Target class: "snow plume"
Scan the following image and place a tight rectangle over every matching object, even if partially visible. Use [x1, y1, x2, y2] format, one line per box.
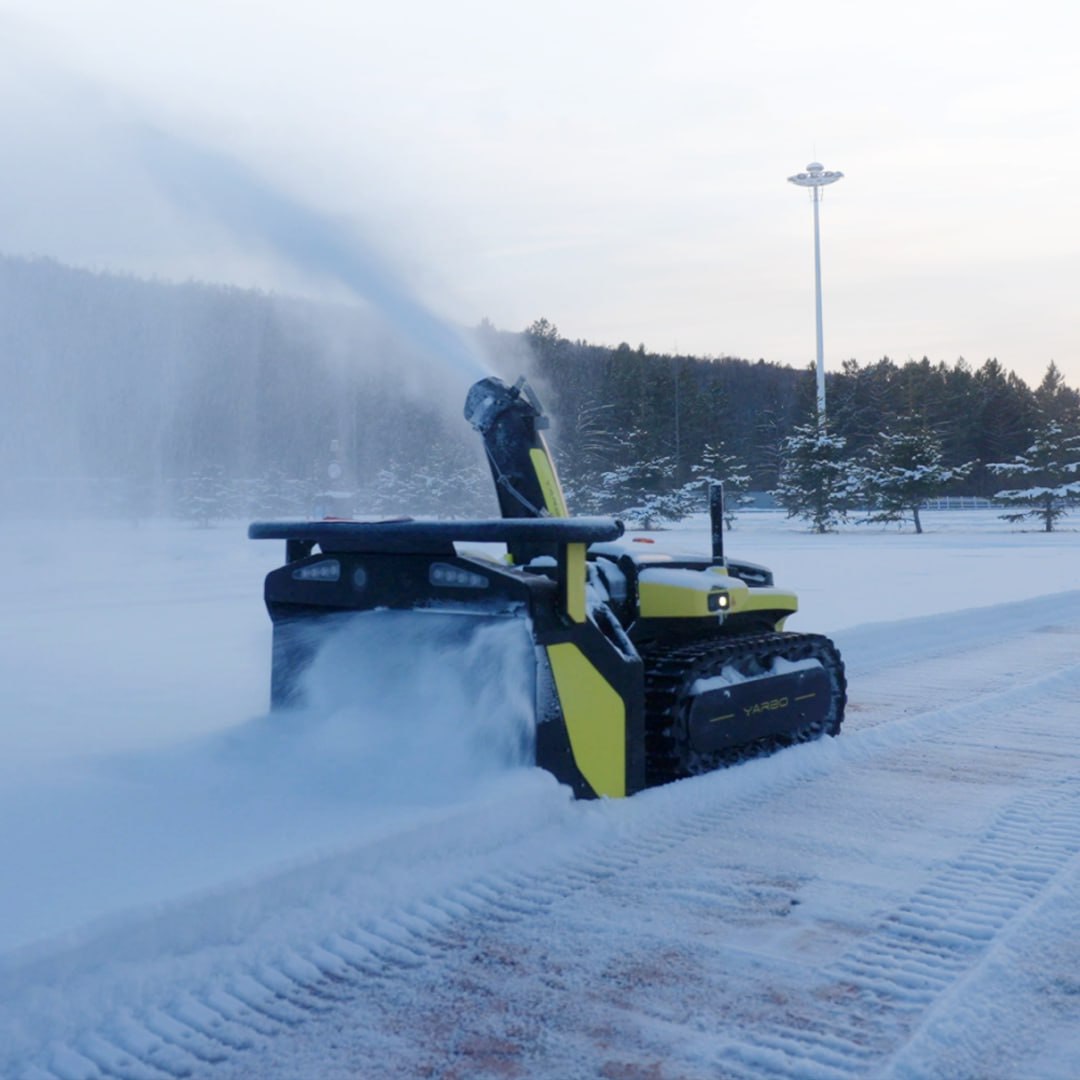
[134, 125, 493, 391]
[243, 610, 537, 803]
[0, 609, 536, 953]
[0, 51, 507, 514]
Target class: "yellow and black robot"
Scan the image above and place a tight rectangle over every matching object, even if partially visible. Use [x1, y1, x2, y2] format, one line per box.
[251, 376, 845, 798]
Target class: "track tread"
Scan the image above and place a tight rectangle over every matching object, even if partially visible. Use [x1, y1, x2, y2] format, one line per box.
[641, 631, 847, 784]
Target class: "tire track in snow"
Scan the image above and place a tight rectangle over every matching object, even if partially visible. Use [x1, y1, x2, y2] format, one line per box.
[839, 599, 1080, 733]
[12, 617, 1080, 1079]
[715, 782, 1080, 1079]
[699, 656, 1080, 1080]
[216, 661, 1080, 1079]
[15, 828, 651, 1079]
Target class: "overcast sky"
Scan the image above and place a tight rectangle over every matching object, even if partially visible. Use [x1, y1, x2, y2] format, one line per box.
[1, 0, 1077, 388]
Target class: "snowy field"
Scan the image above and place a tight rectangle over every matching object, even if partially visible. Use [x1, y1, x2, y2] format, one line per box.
[1, 510, 1078, 1079]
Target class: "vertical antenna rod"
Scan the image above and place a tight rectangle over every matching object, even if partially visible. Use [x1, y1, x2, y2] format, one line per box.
[709, 481, 725, 565]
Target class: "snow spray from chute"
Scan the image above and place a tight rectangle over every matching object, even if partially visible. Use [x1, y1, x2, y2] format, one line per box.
[253, 610, 537, 804]
[0, 610, 538, 952]
[135, 125, 492, 386]
[16, 611, 535, 846]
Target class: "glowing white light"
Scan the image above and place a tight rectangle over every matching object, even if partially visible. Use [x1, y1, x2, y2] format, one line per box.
[292, 559, 341, 582]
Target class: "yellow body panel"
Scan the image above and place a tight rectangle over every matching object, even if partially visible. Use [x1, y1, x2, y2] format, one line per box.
[638, 566, 797, 624]
[546, 642, 626, 798]
[529, 447, 569, 517]
[564, 543, 587, 623]
[639, 581, 723, 617]
[738, 588, 798, 617]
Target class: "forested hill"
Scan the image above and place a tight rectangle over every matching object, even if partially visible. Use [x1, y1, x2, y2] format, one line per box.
[508, 318, 1079, 500]
[0, 254, 485, 516]
[1, 254, 1075, 517]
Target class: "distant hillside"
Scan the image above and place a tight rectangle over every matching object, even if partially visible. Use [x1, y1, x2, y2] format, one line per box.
[0, 255, 487, 516]
[507, 319, 1077, 502]
[1, 254, 1074, 517]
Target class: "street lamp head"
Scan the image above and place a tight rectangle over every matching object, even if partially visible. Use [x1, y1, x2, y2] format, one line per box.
[788, 161, 844, 188]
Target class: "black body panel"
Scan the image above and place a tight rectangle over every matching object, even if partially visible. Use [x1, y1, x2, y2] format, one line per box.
[687, 664, 833, 751]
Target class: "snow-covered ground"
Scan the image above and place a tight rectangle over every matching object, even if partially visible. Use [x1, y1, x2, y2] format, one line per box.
[1, 511, 1078, 1079]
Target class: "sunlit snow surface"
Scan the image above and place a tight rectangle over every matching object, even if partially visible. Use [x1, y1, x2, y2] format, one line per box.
[1, 511, 1078, 1079]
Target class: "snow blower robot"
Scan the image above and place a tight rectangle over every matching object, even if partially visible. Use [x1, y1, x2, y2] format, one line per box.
[250, 376, 845, 798]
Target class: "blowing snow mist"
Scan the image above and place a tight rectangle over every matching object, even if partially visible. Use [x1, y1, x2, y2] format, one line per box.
[136, 125, 491, 387]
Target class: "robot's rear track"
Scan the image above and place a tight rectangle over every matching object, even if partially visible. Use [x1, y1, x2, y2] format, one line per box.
[641, 631, 847, 787]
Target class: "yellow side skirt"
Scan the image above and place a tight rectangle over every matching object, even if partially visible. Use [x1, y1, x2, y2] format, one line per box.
[545, 642, 626, 798]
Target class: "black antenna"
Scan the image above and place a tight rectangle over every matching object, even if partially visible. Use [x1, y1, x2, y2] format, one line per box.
[709, 482, 725, 565]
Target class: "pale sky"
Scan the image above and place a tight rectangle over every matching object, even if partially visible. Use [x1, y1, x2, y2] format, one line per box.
[1, 0, 1077, 388]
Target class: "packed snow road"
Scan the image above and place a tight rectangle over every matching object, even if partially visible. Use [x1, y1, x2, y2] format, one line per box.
[4, 582, 1079, 1080]
[2, 516, 1078, 1078]
[204, 603, 1080, 1080]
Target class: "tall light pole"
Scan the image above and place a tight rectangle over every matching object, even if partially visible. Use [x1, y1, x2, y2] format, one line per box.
[788, 161, 843, 422]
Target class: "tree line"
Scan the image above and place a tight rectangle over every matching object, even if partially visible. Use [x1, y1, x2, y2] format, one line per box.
[496, 318, 1079, 531]
[510, 318, 1078, 501]
[0, 255, 1076, 527]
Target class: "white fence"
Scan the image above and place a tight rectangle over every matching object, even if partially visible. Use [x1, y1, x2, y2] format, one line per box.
[921, 496, 994, 511]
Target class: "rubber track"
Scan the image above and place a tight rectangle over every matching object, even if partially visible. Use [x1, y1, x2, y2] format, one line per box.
[640, 631, 847, 785]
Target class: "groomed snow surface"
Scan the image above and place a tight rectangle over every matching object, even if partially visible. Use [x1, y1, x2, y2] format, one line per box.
[1, 511, 1078, 1079]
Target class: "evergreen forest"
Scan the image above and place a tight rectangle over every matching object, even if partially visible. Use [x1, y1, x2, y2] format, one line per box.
[1, 254, 1076, 523]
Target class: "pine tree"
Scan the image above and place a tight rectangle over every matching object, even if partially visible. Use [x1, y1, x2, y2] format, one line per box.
[591, 429, 695, 528]
[1034, 361, 1080, 424]
[598, 456, 679, 528]
[688, 442, 753, 527]
[551, 397, 619, 511]
[988, 420, 1080, 532]
[367, 455, 490, 519]
[774, 424, 857, 533]
[177, 465, 231, 527]
[854, 429, 973, 534]
[251, 468, 309, 518]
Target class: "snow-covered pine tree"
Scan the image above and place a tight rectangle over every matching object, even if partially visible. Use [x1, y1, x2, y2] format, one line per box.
[593, 429, 696, 528]
[599, 455, 681, 528]
[688, 442, 754, 527]
[988, 419, 1080, 532]
[773, 423, 857, 533]
[367, 456, 490, 518]
[855, 429, 973, 534]
[250, 468, 309, 518]
[177, 465, 231, 527]
[552, 397, 619, 515]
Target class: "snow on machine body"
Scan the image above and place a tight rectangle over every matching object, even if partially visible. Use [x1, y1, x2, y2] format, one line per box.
[250, 375, 845, 798]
